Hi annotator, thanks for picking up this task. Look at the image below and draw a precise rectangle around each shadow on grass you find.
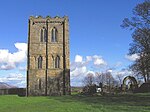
[47,93,150,108]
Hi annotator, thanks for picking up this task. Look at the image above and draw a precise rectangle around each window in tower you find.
[51,27,57,42]
[38,56,42,69]
[52,55,55,68]
[55,55,60,68]
[40,28,47,42]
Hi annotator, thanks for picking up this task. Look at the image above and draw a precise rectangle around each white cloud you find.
[0,64,16,70]
[111,69,133,79]
[6,73,25,81]
[75,55,83,62]
[94,58,105,66]
[18,66,27,71]
[0,73,26,87]
[125,54,139,61]
[16,80,26,88]
[70,55,106,73]
[71,66,87,77]
[107,69,113,73]
[86,56,92,62]
[70,54,107,86]
[70,55,86,72]
[0,43,27,70]
[93,55,107,66]
[15,43,27,52]
[70,54,134,86]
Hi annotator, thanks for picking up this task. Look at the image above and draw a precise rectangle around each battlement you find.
[30,15,68,20]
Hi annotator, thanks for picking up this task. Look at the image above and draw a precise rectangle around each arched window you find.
[51,27,57,42]
[38,56,42,69]
[38,78,41,90]
[40,28,47,42]
[55,56,60,68]
[52,55,55,68]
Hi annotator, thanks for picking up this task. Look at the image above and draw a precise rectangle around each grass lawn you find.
[0,93,150,112]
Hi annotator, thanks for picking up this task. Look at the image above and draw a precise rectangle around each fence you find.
[0,88,26,96]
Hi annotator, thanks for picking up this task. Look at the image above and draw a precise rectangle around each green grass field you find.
[0,93,150,112]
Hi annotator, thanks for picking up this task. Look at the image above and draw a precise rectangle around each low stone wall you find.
[0,88,26,96]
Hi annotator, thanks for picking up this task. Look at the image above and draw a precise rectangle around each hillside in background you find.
[0,82,17,89]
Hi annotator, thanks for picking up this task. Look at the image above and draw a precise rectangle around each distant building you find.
[27,16,70,96]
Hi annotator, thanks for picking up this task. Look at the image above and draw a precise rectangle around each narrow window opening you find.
[39,79,42,90]
[38,56,42,69]
[40,28,47,42]
[55,56,60,68]
[51,28,57,42]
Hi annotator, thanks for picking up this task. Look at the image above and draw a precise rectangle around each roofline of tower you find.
[29,15,68,19]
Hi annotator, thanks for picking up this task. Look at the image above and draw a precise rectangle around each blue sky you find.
[0,0,144,87]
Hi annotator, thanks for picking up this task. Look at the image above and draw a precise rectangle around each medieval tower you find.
[27,16,70,96]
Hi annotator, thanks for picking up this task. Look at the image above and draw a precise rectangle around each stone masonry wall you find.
[27,16,70,96]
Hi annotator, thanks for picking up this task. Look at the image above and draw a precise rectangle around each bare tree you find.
[82,73,96,95]
[116,73,124,86]
[83,73,95,86]
[95,71,115,92]
[121,0,150,82]
[95,72,103,85]
[105,72,115,92]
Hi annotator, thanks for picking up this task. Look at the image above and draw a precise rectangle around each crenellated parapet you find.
[29,15,69,25]
[30,15,68,20]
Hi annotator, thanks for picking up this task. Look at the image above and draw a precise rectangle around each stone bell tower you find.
[27,16,70,96]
